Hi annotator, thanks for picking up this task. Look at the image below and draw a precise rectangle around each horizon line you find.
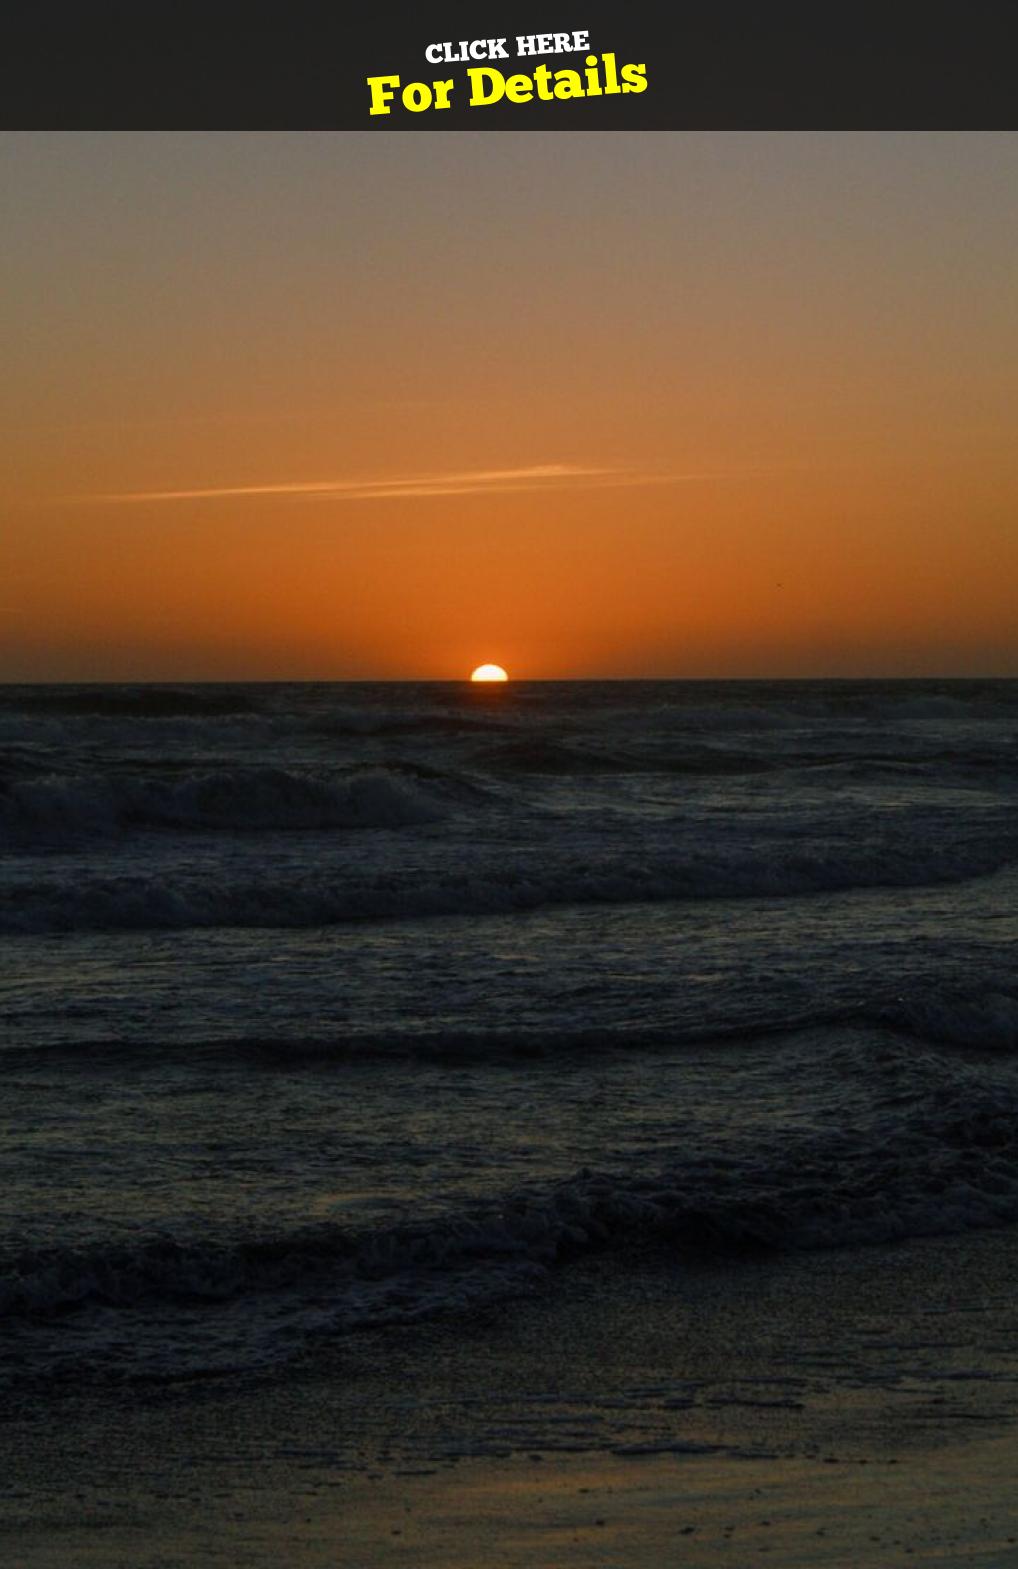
[3,673,1017,687]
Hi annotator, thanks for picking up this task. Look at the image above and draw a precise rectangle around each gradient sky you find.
[2,131,1016,680]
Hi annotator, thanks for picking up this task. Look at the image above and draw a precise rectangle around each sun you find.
[470,663,509,683]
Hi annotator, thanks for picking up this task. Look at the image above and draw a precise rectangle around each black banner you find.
[2,6,1016,130]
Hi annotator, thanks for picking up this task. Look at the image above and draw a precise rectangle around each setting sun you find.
[470,664,509,683]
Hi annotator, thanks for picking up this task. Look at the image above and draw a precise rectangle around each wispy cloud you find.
[74,463,690,506]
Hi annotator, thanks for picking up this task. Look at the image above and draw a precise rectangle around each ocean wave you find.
[0,686,260,717]
[639,684,1018,727]
[7,986,1017,1072]
[792,751,1018,780]
[669,703,805,729]
[5,1069,1018,1329]
[476,738,636,774]
[479,738,791,776]
[0,766,453,845]
[886,989,1018,1054]
[878,693,1010,721]
[0,1013,856,1073]
[3,833,1014,933]
[307,710,520,739]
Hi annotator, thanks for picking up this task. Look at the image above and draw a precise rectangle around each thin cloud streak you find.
[73,463,744,507]
[300,472,726,502]
[80,464,616,505]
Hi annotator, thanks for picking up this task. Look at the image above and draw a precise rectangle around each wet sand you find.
[5,1227,1018,1566]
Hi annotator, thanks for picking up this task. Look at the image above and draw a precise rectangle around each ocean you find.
[2,678,1018,1392]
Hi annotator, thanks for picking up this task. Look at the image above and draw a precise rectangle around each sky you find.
[2,130,1016,681]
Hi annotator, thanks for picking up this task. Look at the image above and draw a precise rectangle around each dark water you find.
[2,679,1018,1385]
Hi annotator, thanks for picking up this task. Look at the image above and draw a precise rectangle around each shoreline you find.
[5,1225,1018,1565]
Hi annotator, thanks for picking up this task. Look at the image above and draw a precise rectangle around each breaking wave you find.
[0,766,455,845]
[5,1050,1018,1338]
[886,988,1018,1055]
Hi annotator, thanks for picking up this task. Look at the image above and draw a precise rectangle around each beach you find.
[5,1225,1018,1566]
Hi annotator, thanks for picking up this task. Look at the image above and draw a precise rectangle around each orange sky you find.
[2,132,1017,679]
